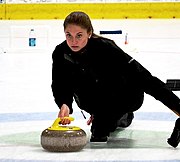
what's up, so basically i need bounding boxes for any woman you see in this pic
[51,11,180,146]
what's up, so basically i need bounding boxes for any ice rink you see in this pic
[0,19,180,162]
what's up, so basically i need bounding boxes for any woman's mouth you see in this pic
[71,46,79,51]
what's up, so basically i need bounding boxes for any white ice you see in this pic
[0,19,180,162]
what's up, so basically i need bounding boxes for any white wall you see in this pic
[0,19,180,81]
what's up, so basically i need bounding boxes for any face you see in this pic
[64,24,91,52]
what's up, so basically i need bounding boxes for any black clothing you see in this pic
[51,37,180,136]
[117,112,134,128]
[167,117,180,148]
[90,134,108,143]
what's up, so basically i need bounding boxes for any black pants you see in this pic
[90,94,144,137]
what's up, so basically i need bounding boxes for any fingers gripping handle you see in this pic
[51,117,74,129]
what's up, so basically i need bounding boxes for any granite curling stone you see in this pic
[41,117,87,152]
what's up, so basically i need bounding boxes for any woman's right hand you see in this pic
[58,104,71,125]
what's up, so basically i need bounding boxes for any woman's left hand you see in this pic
[87,115,94,125]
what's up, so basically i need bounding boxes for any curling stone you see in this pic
[41,117,87,152]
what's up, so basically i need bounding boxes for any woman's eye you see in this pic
[76,34,82,39]
[66,34,72,39]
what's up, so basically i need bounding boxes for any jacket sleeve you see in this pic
[127,58,180,116]
[98,38,180,116]
[51,45,74,114]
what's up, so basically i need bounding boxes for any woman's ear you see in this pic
[88,32,92,38]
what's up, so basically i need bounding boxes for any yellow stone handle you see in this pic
[48,117,81,131]
[51,117,74,128]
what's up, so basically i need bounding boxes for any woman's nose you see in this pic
[71,37,78,44]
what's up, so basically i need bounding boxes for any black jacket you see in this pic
[52,37,180,117]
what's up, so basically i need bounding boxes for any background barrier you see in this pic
[0,2,180,20]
